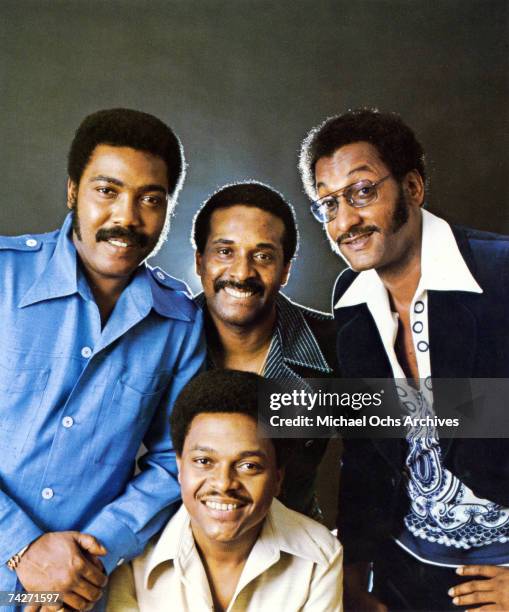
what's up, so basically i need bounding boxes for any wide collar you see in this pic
[334,209,482,311]
[273,293,332,374]
[195,292,331,375]
[19,213,190,321]
[19,213,82,306]
[143,499,330,590]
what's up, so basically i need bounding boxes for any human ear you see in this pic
[281,261,292,287]
[403,170,425,207]
[176,457,182,484]
[67,178,78,210]
[195,250,203,277]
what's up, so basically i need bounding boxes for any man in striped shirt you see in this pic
[192,180,339,521]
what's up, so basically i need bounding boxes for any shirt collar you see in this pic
[19,213,190,320]
[144,499,329,587]
[19,213,80,307]
[334,209,482,310]
[274,293,332,373]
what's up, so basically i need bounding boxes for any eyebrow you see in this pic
[211,238,277,250]
[316,164,377,191]
[89,175,167,193]
[189,445,267,460]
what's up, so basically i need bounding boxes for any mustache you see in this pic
[337,225,380,245]
[95,226,148,248]
[214,278,264,295]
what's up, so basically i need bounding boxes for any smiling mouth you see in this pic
[340,231,374,250]
[222,286,258,299]
[205,500,241,511]
[107,238,131,248]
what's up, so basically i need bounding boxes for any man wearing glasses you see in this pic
[299,109,509,611]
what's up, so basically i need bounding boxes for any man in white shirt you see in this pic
[299,108,509,611]
[107,369,343,611]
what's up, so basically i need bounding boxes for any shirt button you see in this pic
[62,416,74,428]
[81,346,92,358]
[25,238,38,247]
[412,321,424,334]
[117,558,125,566]
[417,341,429,352]
[414,301,425,314]
[156,271,165,280]
[41,487,54,500]
[305,440,314,448]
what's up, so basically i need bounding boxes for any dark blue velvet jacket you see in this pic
[333,224,509,564]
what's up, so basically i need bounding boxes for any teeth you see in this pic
[108,239,129,248]
[344,233,371,245]
[223,287,255,299]
[205,500,239,511]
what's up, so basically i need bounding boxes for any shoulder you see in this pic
[0,230,60,286]
[0,229,58,255]
[277,293,338,369]
[277,292,333,326]
[271,499,341,566]
[148,266,200,322]
[452,225,509,290]
[454,225,509,254]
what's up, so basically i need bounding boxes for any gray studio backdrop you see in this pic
[1,0,507,312]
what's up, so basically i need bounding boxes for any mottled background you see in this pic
[1,0,507,311]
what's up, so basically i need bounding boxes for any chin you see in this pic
[214,305,266,328]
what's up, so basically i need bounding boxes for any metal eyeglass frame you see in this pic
[310,174,391,223]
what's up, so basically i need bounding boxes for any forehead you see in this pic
[207,205,285,248]
[183,412,275,459]
[315,141,389,189]
[80,144,169,189]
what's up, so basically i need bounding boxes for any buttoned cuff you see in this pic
[82,514,139,575]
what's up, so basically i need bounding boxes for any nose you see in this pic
[327,200,363,240]
[228,253,255,282]
[211,463,240,492]
[112,193,141,227]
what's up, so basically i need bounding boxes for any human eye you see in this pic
[254,251,274,263]
[238,461,263,474]
[193,456,213,468]
[320,196,337,211]
[216,247,233,257]
[96,186,117,198]
[351,182,377,205]
[141,194,165,207]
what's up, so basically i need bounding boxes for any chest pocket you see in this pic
[0,358,50,454]
[93,370,172,466]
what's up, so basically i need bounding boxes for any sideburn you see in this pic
[391,186,410,233]
[69,194,82,241]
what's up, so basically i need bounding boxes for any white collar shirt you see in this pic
[334,209,482,388]
[107,499,343,612]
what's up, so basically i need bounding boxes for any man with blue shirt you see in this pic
[0,108,204,611]
[299,109,509,611]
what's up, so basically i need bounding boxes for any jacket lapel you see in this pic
[335,304,404,469]
[428,291,477,379]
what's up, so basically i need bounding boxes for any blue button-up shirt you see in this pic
[0,214,204,601]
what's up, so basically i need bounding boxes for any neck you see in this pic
[206,306,276,372]
[378,222,423,311]
[192,521,262,568]
[80,264,131,327]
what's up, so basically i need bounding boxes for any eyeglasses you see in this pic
[310,174,391,223]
